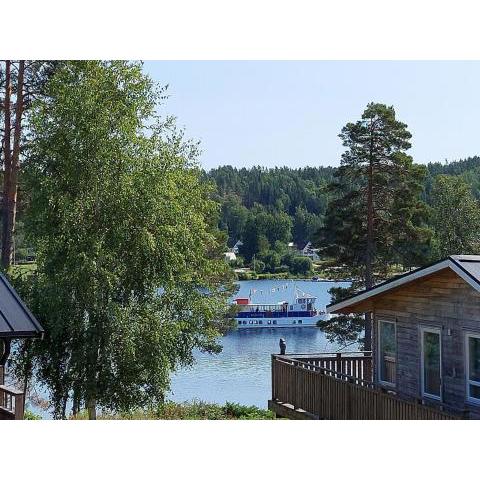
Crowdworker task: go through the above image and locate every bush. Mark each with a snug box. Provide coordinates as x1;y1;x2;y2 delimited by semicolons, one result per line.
253;259;265;273
258;250;281;273
70;400;275;420
223;402;275;419
236;271;254;281
231;256;244;268
24;409;42;420
290;256;313;276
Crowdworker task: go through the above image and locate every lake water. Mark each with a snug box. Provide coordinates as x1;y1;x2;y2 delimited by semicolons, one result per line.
168;279;350;409
27;279;349;417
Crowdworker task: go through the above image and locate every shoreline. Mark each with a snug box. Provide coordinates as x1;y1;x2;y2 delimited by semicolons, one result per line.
236;275;353;283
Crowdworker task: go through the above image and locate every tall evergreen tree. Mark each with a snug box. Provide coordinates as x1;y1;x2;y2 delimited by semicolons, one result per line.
0;61;58;270
318;103;430;350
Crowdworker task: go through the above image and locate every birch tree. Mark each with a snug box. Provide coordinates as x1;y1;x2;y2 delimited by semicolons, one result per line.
14;61;235;419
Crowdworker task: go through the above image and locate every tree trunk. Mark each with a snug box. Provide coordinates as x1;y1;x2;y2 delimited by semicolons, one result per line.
2;61;12;269
88;399;97;420
2;60;25;270
364;133;375;352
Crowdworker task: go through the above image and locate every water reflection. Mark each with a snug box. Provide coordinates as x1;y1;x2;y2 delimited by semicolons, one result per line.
169;280;350;408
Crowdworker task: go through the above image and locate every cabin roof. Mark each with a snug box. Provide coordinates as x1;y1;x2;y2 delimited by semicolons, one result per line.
327;255;480;314
0;273;44;338
296;241;310;251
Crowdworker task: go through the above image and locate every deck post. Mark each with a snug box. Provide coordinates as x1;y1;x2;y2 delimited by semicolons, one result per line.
0;340;6;410
271;355;275;402
14;392;24;420
0;365;3;410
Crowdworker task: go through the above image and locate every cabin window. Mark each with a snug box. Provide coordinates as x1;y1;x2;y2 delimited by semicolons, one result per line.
421;327;442;400
466;333;480;403
298;320;302;324
378;320;396;386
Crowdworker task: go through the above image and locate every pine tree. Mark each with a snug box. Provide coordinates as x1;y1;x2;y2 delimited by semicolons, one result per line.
318;103;430;350
0;61;58;270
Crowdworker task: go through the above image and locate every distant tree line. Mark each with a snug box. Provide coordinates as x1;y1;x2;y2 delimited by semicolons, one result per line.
209;153;480;273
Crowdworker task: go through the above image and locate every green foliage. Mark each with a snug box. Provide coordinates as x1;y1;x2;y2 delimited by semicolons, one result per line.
257;250;281;273
210;166;332;256
239;207;292;262
71;400;275;420
293;206;323;244
219;195;249;243
24;409;42;420
430;175;480;258
317;285;365;348
318;103;431;283
236;270;255;280
223;402;275;419
12;61;235;419
288;256;313;276
252;259;266;274
212;155;480;276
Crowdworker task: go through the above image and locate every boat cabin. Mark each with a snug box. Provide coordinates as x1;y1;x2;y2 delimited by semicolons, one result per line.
269;255;480;419
0;273;44;420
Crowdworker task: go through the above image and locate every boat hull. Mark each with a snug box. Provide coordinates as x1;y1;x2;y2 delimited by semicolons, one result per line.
235;313;330;329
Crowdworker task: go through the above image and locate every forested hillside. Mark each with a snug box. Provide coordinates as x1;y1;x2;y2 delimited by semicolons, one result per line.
209;165;335;247
209;155;480;269
425;156;480;199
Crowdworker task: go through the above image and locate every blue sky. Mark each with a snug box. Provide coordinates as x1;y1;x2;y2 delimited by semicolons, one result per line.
143;61;480;171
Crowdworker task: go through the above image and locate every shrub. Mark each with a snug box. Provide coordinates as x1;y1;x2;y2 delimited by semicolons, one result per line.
70;400;276;420
290;256;313;275
24;409;42;420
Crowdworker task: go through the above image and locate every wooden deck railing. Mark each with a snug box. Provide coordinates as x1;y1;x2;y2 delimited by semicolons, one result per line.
271;352;459;420
286;352;373;387
0;385;25;420
0;366;25;420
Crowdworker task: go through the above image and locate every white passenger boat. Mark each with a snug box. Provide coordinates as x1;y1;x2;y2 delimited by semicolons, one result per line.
233;286;329;328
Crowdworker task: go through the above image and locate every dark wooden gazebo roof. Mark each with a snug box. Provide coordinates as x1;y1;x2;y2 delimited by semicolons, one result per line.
0;273;43;339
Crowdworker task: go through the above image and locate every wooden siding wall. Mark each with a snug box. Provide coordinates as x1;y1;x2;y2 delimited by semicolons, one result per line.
372;268;480;417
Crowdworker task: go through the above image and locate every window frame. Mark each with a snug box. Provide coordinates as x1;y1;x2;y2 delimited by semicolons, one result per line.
465;332;480;405
377;319;397;388
420;326;442;401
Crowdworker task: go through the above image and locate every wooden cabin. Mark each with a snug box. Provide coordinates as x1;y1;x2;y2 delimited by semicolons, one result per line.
269;255;480;420
0;273;44;420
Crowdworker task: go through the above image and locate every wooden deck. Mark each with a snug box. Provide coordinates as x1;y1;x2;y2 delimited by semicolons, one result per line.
270;352;460;420
0;366;24;420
